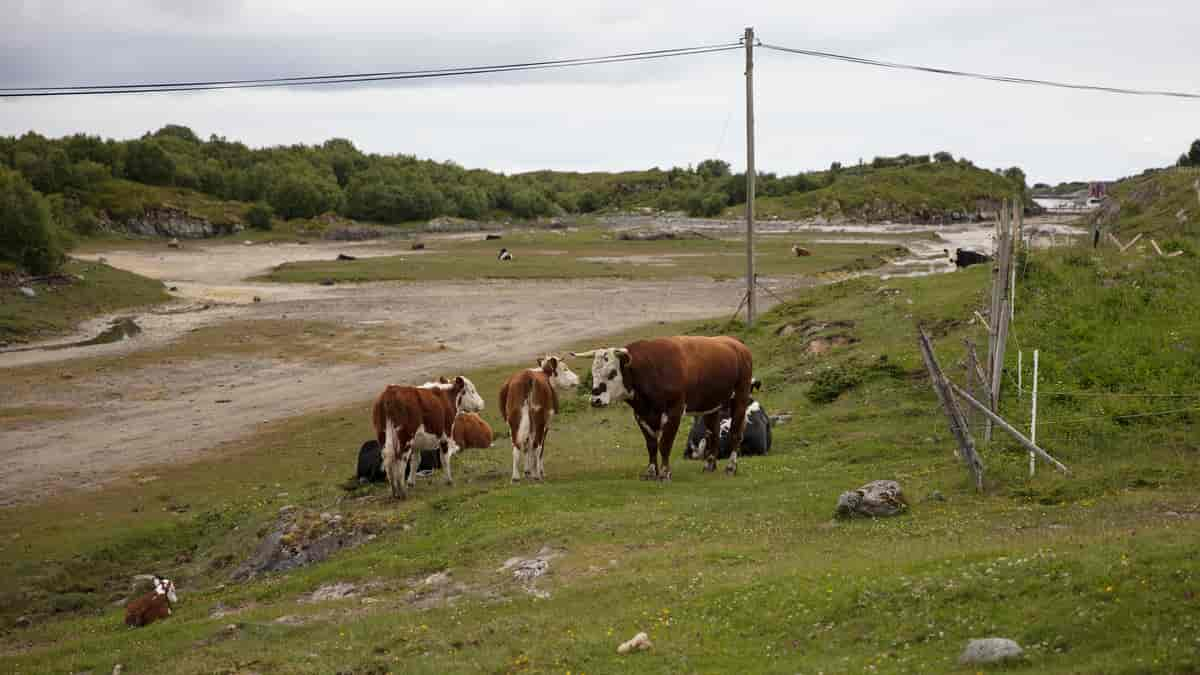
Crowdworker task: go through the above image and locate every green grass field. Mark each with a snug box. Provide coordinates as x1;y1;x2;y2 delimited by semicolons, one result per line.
0;259;168;345
259;228;907;284
1;243;1197;673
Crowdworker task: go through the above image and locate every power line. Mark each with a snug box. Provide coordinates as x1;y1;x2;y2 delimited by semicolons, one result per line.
0;43;742;98
760;43;1200;101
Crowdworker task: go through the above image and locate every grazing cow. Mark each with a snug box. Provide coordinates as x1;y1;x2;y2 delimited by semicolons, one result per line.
498;355;580;482
371;376;485;499
124;576;178;627
945;248;992;269
497;248;513;261
453;412;494;449
573;336;753;480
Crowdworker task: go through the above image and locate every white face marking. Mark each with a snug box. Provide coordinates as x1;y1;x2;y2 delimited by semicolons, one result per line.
746;401;761;415
588;348;631;407
154;578;178;603
454;376;485;413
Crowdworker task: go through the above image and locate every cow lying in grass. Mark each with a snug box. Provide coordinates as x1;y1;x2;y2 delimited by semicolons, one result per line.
499;356;580;482
685;399;772;459
453;412;494;449
371;376;484;499
574;335;753;480
124;576;178;627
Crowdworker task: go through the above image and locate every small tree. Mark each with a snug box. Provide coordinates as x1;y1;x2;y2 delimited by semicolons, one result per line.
1189;139;1200;166
934;151;954;163
245;202;274;230
0;167;64;275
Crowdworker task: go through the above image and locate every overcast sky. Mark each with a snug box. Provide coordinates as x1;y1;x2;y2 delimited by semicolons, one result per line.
2;1;1197;185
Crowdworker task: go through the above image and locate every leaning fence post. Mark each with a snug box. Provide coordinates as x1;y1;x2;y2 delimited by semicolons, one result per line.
920;328;985;491
949;380;1068;475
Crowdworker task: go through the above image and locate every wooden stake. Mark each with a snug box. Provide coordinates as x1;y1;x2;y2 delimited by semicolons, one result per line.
919;329;984;491
949;380;1069;475
1030;349;1039;477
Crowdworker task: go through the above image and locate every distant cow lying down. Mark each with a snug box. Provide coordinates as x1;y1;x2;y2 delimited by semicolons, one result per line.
945;248;992;268
371;376;485;499
125;576;178;627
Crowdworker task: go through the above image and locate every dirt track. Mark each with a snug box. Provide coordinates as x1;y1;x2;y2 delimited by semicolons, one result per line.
0;239;810;506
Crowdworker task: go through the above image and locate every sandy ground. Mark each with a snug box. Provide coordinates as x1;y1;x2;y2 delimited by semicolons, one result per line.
0;219;1084;507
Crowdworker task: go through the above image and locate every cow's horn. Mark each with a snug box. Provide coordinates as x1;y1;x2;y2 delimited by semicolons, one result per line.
570;349;599;358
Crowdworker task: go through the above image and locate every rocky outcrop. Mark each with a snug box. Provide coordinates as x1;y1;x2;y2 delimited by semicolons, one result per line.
111;207;238;239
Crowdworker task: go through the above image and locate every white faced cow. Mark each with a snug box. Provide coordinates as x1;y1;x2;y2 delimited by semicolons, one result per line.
498;355;580;482
371;376;485;499
573;336;753;480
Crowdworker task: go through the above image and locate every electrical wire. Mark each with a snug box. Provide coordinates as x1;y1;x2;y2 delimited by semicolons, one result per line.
760;43;1200;101
0;43;742;98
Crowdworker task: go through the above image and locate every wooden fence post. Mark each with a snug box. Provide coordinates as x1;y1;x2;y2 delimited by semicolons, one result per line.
920;328;985;491
1029;349;1039;477
949;380;1069;475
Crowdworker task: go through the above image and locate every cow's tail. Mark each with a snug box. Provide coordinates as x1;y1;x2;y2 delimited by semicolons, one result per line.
516;385;533;452
382;418;399;473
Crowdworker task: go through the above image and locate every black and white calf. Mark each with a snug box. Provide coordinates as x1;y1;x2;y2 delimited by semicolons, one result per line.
684;398;772;459
497;248;513;261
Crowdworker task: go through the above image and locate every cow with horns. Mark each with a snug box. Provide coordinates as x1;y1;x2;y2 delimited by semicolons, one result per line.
498;355;580;482
572;336;754;480
370;376;485;499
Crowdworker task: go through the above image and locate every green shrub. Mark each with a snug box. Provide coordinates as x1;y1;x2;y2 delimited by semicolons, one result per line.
685;191;726;217
807;363;863;404
0;167;65;275
124;139;176;185
245;202;274;230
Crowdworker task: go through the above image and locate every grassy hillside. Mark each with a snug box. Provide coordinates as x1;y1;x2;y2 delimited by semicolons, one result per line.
1;241;1197;673
741;161;1022;222
1088;166;1200;240
0;259;168;345
260;228;905;284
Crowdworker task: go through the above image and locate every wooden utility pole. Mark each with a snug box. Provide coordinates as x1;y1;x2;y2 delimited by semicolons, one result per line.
744;26;757;326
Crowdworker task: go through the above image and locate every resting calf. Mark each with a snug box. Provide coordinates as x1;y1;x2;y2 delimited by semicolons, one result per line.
124;576;178;627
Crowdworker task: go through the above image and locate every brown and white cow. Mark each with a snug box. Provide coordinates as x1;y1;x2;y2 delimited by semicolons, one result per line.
452;412;494;449
124;576;178;627
371;376;485;499
498;356;580;482
573;336;753;480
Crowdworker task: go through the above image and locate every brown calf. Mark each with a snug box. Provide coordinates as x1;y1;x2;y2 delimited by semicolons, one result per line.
371;376;484;499
124;576;177;627
452;412;494;449
498;356;580;482
574;336;753;480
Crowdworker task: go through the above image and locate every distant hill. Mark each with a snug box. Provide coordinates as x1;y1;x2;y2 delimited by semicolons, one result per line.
1088;167;1200;238
741;161;1024;222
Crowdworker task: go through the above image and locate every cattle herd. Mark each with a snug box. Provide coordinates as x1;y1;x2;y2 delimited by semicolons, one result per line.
359;335;773;498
